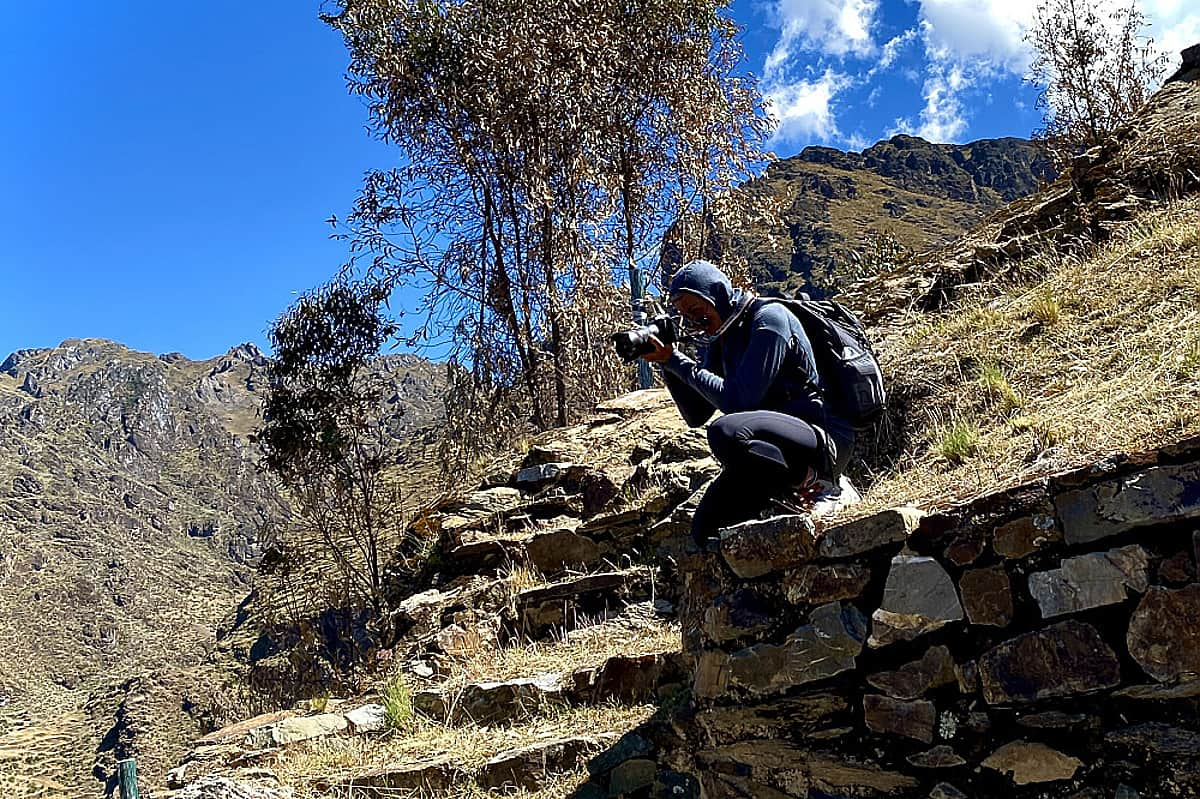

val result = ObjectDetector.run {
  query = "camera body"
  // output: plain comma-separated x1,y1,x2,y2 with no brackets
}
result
611,314,677,362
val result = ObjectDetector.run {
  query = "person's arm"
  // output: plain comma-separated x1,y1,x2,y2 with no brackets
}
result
662,368,716,427
662,309,792,414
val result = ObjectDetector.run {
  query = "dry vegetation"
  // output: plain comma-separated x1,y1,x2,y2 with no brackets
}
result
845,196,1200,516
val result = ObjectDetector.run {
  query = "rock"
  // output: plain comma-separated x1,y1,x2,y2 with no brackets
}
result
703,588,775,643
1106,722,1200,755
453,486,523,515
344,703,387,734
982,741,1081,784
944,529,986,566
569,653,682,704
693,649,731,699
863,695,936,742
1127,584,1200,681
174,776,291,799
245,713,347,748
1029,545,1149,618
993,514,1061,558
866,645,956,699
587,732,655,776
783,563,871,605
1113,676,1200,701
446,539,523,575
525,529,603,573
907,745,967,768
338,757,463,794
1054,462,1200,545
727,602,865,696
1017,710,1097,730
516,571,637,637
818,507,924,558
930,783,968,799
959,565,1014,626
868,554,964,647
979,621,1121,704
478,736,603,790
695,693,848,743
197,710,297,745
515,461,572,486
414,674,564,725
954,659,979,694
1158,550,1195,584
719,515,816,579
595,389,670,415
608,758,657,795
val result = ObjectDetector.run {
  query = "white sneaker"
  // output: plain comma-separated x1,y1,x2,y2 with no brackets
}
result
808,475,862,518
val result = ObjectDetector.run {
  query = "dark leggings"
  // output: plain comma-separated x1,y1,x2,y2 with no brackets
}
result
692,411,839,543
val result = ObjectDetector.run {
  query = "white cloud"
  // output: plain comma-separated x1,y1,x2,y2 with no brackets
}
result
764,0,880,83
889,64,969,143
765,69,854,145
1143,0,1200,69
916,0,1036,74
878,28,919,71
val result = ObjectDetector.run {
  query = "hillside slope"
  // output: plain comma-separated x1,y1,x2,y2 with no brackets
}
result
678,136,1053,295
0,340,445,795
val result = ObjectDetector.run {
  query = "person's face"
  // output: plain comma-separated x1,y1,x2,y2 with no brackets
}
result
672,294,722,336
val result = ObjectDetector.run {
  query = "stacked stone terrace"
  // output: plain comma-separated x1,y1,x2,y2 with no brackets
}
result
575,436,1200,798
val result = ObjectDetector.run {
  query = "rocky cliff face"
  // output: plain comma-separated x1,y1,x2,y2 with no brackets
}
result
0,339,444,795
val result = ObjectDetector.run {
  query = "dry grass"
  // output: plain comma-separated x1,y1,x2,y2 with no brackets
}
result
268,703,654,799
845,196,1200,516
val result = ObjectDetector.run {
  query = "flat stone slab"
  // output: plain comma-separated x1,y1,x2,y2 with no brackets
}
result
818,507,924,558
478,736,604,790
727,602,865,696
993,514,1061,558
1106,722,1200,755
703,587,775,643
982,741,1081,785
414,674,564,725
1055,462,1200,545
197,710,297,745
869,554,963,647
783,563,871,605
907,745,967,769
863,695,936,742
1127,584,1200,681
959,565,1014,627
867,645,956,700
518,572,629,605
979,620,1121,704
1029,545,1149,618
720,515,816,578
243,713,348,748
338,756,463,794
344,703,387,734
525,528,603,573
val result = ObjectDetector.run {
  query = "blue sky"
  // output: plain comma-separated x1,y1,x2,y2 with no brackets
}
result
1,0,1195,361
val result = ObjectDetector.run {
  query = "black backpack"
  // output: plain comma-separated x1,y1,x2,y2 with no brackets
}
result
760,295,887,430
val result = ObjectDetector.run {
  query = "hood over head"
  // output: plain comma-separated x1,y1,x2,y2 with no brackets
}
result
668,260,743,320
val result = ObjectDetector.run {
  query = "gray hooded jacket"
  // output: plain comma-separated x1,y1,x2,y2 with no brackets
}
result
661,261,853,444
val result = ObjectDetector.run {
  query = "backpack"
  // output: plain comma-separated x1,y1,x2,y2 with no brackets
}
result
759,295,887,431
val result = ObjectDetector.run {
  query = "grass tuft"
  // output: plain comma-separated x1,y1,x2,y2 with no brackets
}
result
935,417,980,464
1030,290,1061,326
382,673,414,731
978,361,1023,415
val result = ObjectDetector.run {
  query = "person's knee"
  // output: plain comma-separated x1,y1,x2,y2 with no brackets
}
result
707,414,752,464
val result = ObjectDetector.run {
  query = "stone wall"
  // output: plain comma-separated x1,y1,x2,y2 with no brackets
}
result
580,437,1200,798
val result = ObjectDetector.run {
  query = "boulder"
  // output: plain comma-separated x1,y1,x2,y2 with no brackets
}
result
979,621,1121,704
244,713,347,748
174,776,291,799
337,757,463,794
344,703,387,734
869,554,963,647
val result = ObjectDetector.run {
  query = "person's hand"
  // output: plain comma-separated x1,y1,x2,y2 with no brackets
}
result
640,335,673,363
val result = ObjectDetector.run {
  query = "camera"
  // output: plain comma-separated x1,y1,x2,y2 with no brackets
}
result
611,314,677,362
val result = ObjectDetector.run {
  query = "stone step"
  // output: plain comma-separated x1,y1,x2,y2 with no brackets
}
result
413,650,682,726
513,569,654,640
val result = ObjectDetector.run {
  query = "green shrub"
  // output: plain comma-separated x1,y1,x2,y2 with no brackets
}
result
382,673,414,731
979,361,1023,415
